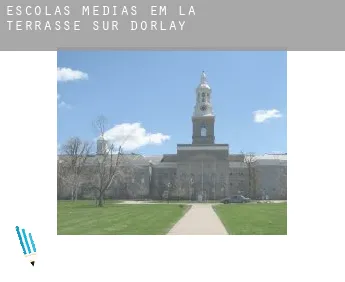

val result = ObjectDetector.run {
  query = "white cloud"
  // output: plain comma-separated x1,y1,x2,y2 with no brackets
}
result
57,93,72,109
103,123,170,151
57,67,88,82
253,109,282,123
58,101,72,109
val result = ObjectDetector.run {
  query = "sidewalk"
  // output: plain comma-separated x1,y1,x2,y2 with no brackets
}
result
167,204,228,235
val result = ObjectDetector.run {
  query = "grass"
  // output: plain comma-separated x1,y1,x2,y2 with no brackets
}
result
213,202,287,235
149,200,220,204
57,200,189,235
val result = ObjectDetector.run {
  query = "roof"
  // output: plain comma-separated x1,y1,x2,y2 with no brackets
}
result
58,153,151,166
242,153,287,161
57,153,287,166
143,155,163,165
228,154,245,162
198,83,211,89
255,154,287,161
161,154,178,162
254,159,287,166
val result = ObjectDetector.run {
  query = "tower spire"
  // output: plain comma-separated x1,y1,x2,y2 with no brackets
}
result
192,71,215,144
200,71,207,85
193,71,213,117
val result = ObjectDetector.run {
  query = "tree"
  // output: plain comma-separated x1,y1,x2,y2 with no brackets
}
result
166,180,173,203
155,177,165,200
280,164,287,200
93,115,107,137
57,157,65,199
242,151,257,199
171,173,184,201
91,144,136,207
92,114,142,205
175,175,184,201
58,137,91,201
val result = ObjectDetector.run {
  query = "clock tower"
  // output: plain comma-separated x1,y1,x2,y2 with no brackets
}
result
192,71,215,145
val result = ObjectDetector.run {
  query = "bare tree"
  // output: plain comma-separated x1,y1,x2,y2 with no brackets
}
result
58,137,91,201
242,151,257,199
57,158,65,199
280,165,287,200
272,155,287,200
175,175,184,201
92,144,120,206
93,115,108,137
93,144,118,206
92,114,117,205
90,144,140,206
171,173,184,201
155,177,166,200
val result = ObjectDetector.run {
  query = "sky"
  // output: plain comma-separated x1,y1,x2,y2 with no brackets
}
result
57,51,287,155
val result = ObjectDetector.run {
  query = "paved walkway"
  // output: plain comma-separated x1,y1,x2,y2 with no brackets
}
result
167,204,228,235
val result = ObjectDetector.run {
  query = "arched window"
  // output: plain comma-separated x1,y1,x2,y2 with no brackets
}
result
201,125,207,137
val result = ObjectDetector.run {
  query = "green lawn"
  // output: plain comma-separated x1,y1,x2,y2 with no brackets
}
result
214,203,287,235
57,201,189,235
150,200,220,203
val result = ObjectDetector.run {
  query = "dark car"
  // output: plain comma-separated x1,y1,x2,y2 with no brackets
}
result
220,195,251,204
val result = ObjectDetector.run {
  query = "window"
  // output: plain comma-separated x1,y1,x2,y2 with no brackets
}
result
201,126,207,137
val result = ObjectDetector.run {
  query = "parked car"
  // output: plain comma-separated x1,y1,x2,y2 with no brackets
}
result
220,195,251,204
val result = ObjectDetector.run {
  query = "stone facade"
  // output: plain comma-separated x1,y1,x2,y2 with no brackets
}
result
149,152,287,201
57,72,287,201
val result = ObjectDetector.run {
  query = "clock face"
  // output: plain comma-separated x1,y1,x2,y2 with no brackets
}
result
200,105,207,111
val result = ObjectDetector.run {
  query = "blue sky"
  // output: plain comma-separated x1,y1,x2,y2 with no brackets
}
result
57,51,286,155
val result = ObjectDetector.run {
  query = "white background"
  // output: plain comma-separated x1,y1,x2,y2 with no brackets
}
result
0,51,344,281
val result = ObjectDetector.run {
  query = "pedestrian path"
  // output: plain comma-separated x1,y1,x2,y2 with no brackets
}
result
167,204,228,235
